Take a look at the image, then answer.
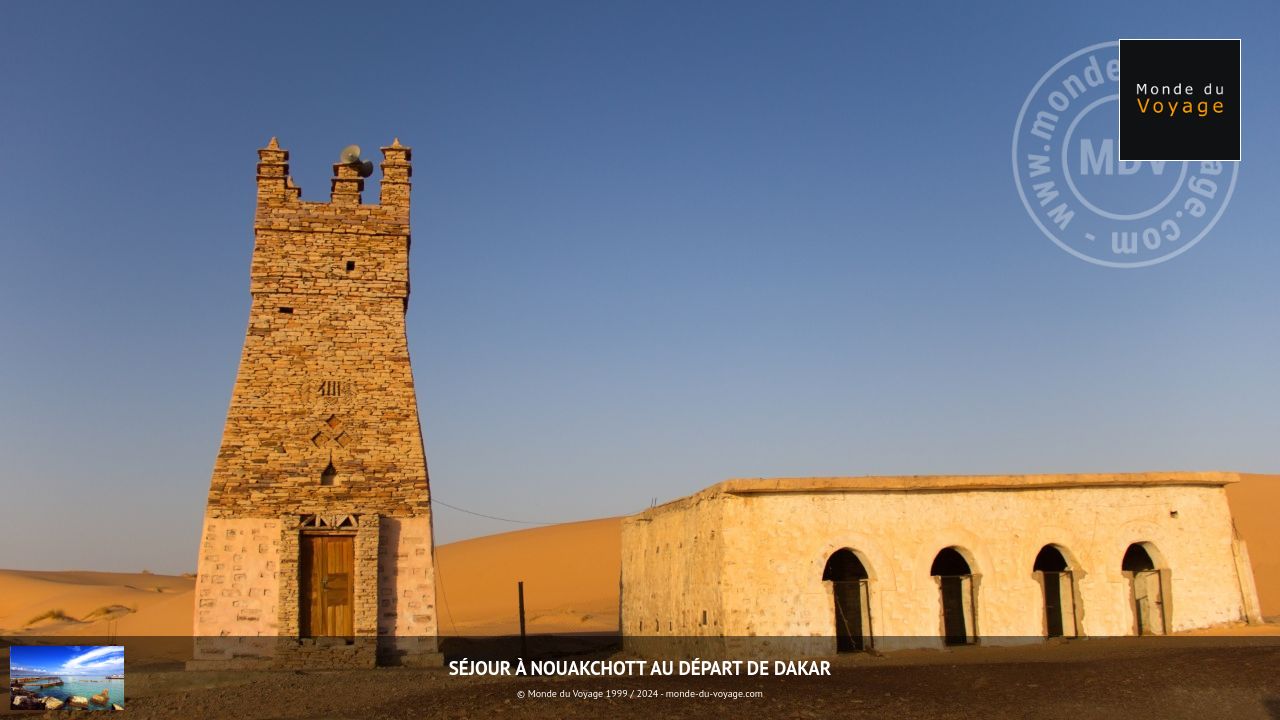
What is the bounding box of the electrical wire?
[431,499,556,525]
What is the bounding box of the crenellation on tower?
[191,138,439,670]
[255,137,291,202]
[379,138,412,208]
[329,161,366,206]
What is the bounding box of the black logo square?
[1119,39,1240,161]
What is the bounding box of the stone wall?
[203,139,427,518]
[377,516,440,663]
[191,517,281,663]
[621,473,1260,656]
[621,494,726,656]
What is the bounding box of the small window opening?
[1033,546,1069,573]
[701,610,707,626]
[1122,544,1156,572]
[320,462,337,486]
[278,307,293,314]
[346,261,356,272]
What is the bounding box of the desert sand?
[1228,474,1280,617]
[433,517,621,635]
[0,569,194,637]
[0,473,1273,638]
[0,517,621,638]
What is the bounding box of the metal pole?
[518,580,528,660]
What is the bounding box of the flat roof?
[630,471,1263,521]
[719,471,1246,494]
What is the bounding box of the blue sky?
[1,2,1277,573]
[9,646,125,677]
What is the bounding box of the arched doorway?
[823,549,872,651]
[931,547,976,645]
[1122,543,1168,635]
[1033,545,1078,638]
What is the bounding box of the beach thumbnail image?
[9,645,124,712]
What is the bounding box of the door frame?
[935,574,978,645]
[829,578,874,652]
[1035,570,1080,638]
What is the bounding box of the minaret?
[190,139,440,669]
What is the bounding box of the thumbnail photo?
[9,646,124,712]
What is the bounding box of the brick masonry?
[190,139,440,669]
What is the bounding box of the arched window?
[1033,545,1069,573]
[320,462,337,486]
[1121,544,1156,572]
[931,548,972,576]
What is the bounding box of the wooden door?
[301,535,354,637]
[1059,571,1078,637]
[959,575,976,644]
[832,580,864,652]
[1133,570,1164,636]
[1043,572,1064,637]
[940,575,969,645]
[857,579,873,650]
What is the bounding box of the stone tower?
[189,139,440,669]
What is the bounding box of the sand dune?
[0,517,622,639]
[0,569,195,637]
[0,476,1271,639]
[434,517,621,635]
[1228,474,1280,618]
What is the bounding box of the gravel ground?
[109,636,1280,720]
